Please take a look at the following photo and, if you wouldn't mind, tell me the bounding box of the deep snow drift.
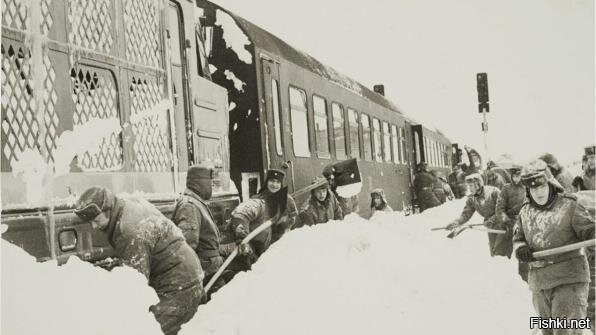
[181,200,537,335]
[2,200,554,335]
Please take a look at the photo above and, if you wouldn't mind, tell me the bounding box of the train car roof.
[207,1,450,138]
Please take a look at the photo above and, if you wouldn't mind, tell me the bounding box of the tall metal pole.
[476,73,490,164]
[482,109,489,161]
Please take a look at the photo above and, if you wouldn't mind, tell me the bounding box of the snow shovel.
[532,239,596,259]
[446,223,503,238]
[292,158,361,199]
[431,223,484,231]
[204,219,274,293]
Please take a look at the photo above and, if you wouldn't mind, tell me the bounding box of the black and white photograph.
[1,0,594,334]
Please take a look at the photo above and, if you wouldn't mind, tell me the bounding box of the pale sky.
[212,0,594,166]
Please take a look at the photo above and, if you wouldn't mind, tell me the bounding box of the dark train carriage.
[1,0,239,262]
[196,0,454,216]
[411,124,453,176]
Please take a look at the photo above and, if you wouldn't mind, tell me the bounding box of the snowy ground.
[2,200,545,335]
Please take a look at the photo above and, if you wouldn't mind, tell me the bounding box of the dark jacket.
[448,170,466,199]
[172,189,222,275]
[496,182,526,224]
[484,169,506,190]
[300,190,343,226]
[105,195,203,296]
[513,194,595,291]
[451,186,511,257]
[230,198,274,256]
[414,171,441,211]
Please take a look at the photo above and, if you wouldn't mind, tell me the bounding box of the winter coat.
[230,198,274,256]
[336,194,359,216]
[172,189,222,275]
[552,167,576,193]
[448,171,467,199]
[513,193,595,291]
[483,169,506,190]
[104,195,203,296]
[491,167,511,184]
[414,171,441,211]
[300,190,343,226]
[495,183,527,224]
[271,194,298,243]
[573,173,595,191]
[451,186,510,257]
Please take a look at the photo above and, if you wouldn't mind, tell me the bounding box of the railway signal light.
[476,73,489,103]
[478,102,489,114]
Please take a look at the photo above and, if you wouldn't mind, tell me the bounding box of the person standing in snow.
[255,169,298,244]
[228,172,293,271]
[495,165,527,266]
[448,164,466,199]
[431,170,454,203]
[171,165,226,296]
[446,173,509,257]
[539,153,575,193]
[484,161,508,190]
[573,146,595,192]
[413,162,441,212]
[298,177,344,226]
[75,186,203,335]
[322,164,359,215]
[513,159,595,335]
[370,188,393,215]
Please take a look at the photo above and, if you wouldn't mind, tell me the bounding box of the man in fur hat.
[75,186,203,335]
[299,177,344,226]
[539,153,575,193]
[513,159,595,335]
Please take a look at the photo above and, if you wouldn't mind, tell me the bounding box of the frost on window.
[272,79,283,156]
[391,125,399,164]
[372,118,382,162]
[361,114,372,161]
[382,121,391,162]
[289,87,310,157]
[313,95,329,158]
[332,103,346,160]
[347,108,359,159]
[123,0,161,68]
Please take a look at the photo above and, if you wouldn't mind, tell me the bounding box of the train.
[1,0,456,264]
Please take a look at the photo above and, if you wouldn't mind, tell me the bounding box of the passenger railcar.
[196,0,454,215]
[1,0,239,262]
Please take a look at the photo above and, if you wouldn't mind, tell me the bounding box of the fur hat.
[74,186,114,222]
[186,165,214,200]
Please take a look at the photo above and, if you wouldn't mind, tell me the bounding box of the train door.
[167,2,193,169]
[261,58,293,191]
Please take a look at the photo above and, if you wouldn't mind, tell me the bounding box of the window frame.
[347,107,360,159]
[382,121,391,162]
[331,102,347,160]
[272,79,283,156]
[372,117,382,162]
[288,85,311,158]
[312,94,330,159]
[361,113,373,161]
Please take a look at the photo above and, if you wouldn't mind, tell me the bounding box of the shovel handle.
[204,219,273,293]
[532,239,596,259]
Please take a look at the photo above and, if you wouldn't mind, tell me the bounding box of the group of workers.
[444,146,595,335]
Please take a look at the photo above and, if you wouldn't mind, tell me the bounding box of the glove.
[515,245,534,262]
[235,224,249,241]
[446,222,460,230]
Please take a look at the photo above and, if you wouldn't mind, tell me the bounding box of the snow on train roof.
[211,2,451,140]
[216,7,400,112]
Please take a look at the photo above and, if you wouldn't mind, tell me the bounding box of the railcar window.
[372,118,382,162]
[332,103,346,160]
[313,95,330,158]
[361,114,372,161]
[289,87,310,157]
[414,133,421,164]
[382,122,391,162]
[272,80,283,156]
[391,125,399,164]
[398,127,406,164]
[347,108,360,159]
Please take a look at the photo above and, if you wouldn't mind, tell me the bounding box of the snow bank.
[1,236,162,335]
[182,200,536,335]
[224,69,246,92]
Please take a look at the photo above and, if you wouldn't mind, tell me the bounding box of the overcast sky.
[211,0,594,166]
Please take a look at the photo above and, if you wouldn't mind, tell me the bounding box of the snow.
[4,200,581,335]
[215,9,253,65]
[228,101,237,111]
[1,232,162,335]
[224,69,246,92]
[209,64,218,74]
[336,181,362,198]
[180,200,539,335]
